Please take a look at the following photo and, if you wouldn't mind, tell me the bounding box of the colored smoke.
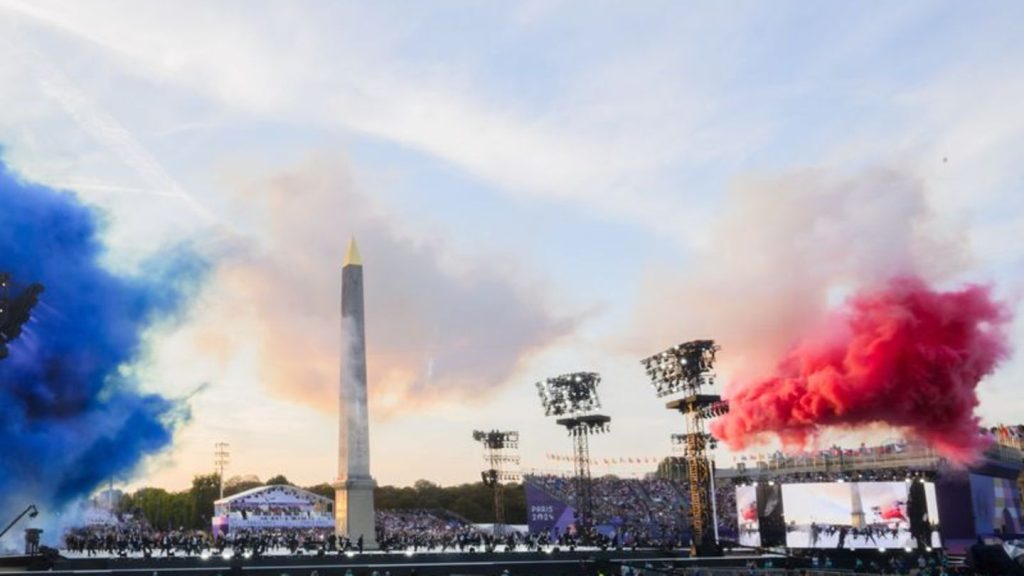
[0,159,206,516]
[711,276,1011,463]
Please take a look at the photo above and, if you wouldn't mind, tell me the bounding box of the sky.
[0,0,1022,492]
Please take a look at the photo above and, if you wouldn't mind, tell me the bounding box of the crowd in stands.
[731,467,932,486]
[376,510,480,551]
[991,424,1024,452]
[526,474,695,547]
[736,441,916,469]
[736,431,1024,472]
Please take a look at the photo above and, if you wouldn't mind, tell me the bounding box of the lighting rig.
[641,339,726,555]
[536,372,610,537]
[0,505,38,542]
[0,272,45,361]
[472,429,520,536]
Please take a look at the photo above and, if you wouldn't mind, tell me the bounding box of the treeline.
[117,475,526,531]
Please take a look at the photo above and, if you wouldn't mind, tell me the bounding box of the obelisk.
[334,237,377,548]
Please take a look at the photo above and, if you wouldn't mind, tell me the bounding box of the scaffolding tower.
[642,340,727,555]
[473,430,520,535]
[536,372,610,540]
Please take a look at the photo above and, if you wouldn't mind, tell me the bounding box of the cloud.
[626,167,969,381]
[183,154,579,417]
[0,1,750,243]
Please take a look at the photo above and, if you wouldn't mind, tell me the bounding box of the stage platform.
[1,549,792,576]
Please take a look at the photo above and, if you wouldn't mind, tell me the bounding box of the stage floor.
[3,549,791,576]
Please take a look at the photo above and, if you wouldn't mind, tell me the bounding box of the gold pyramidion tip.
[344,236,362,267]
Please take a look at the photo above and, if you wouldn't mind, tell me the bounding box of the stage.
[1,549,791,576]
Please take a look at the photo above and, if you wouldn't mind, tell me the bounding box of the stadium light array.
[472,428,521,534]
[640,339,719,398]
[472,429,519,450]
[536,372,602,416]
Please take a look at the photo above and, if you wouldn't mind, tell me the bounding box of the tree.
[373,480,526,523]
[125,477,529,529]
[225,475,264,497]
[304,483,335,500]
[266,474,292,486]
[128,487,193,530]
[189,473,221,530]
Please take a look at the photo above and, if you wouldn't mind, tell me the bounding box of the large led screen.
[782,481,936,549]
[735,485,760,547]
[970,473,1023,537]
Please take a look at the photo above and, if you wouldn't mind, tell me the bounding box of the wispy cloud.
[1,18,217,222]
[174,155,582,417]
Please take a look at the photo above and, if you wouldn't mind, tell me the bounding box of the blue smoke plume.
[0,159,207,516]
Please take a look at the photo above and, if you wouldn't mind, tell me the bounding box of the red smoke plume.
[711,277,1011,464]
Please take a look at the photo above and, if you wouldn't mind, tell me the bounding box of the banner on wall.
[525,482,576,535]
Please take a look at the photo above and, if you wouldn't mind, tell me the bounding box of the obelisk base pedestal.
[334,477,378,549]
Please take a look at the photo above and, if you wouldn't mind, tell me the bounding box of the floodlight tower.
[0,272,45,361]
[472,430,520,536]
[536,372,610,538]
[641,340,727,555]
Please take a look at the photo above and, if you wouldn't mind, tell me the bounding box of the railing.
[724,445,940,475]
[722,442,1023,479]
[988,442,1024,463]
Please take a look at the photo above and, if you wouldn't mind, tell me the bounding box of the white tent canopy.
[212,485,334,535]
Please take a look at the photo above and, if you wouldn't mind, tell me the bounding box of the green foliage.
[265,474,292,486]
[122,487,194,530]
[375,480,526,524]
[224,478,264,497]
[190,473,221,528]
[303,483,335,500]
[125,476,526,530]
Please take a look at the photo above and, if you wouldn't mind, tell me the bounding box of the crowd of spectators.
[736,442,915,469]
[731,467,931,486]
[734,433,1024,472]
[525,474,696,547]
[376,509,480,551]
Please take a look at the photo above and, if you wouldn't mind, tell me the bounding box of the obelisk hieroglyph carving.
[334,237,377,548]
